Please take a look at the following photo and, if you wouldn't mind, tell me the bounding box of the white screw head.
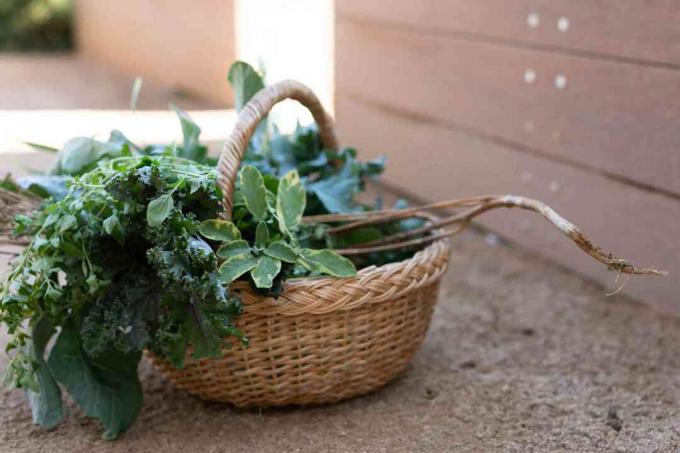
[555,74,567,89]
[524,69,537,84]
[521,171,533,183]
[557,17,570,32]
[527,12,540,28]
[549,181,561,193]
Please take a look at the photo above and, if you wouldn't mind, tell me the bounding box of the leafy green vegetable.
[255,221,269,247]
[1,155,246,438]
[56,136,128,176]
[240,165,268,221]
[48,322,142,440]
[218,254,259,284]
[199,220,241,242]
[27,318,63,429]
[228,61,269,151]
[276,170,306,233]
[299,249,356,278]
[264,241,298,263]
[251,256,281,288]
[0,61,430,441]
[146,193,174,227]
[228,61,266,112]
[216,240,251,260]
[172,105,207,163]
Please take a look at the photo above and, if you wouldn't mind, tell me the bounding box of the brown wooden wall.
[334,1,680,311]
[76,0,235,106]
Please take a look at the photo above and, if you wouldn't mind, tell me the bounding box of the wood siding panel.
[337,0,680,66]
[336,21,680,197]
[335,97,680,311]
[76,0,235,106]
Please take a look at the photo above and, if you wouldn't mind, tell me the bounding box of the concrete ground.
[1,229,679,453]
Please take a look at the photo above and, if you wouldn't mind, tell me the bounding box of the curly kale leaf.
[80,269,161,359]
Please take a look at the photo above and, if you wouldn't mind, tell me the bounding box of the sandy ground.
[1,229,678,452]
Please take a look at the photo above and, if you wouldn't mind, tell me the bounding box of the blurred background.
[1,0,678,311]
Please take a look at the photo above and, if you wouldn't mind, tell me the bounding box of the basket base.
[147,282,441,407]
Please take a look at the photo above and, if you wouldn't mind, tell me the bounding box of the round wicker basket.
[148,80,451,407]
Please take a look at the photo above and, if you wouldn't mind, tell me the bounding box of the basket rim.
[230,237,451,316]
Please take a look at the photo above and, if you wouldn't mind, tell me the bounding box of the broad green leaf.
[227,61,268,150]
[48,323,142,440]
[216,240,251,260]
[107,130,140,154]
[146,193,174,227]
[198,219,241,242]
[56,137,123,176]
[276,170,306,233]
[300,249,357,278]
[171,105,206,162]
[255,221,269,247]
[227,61,265,111]
[306,159,361,214]
[27,318,63,429]
[250,255,281,288]
[103,214,124,244]
[240,166,267,221]
[218,254,259,284]
[264,241,298,263]
[16,175,68,200]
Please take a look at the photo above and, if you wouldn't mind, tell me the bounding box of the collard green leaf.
[146,193,174,227]
[264,241,298,263]
[276,170,305,233]
[306,159,360,214]
[228,61,265,112]
[240,166,267,221]
[17,175,68,200]
[250,255,281,289]
[47,323,142,440]
[56,137,123,176]
[227,61,268,150]
[171,105,206,162]
[27,317,63,429]
[218,254,258,284]
[198,219,241,242]
[255,221,269,247]
[299,249,357,278]
[216,240,251,260]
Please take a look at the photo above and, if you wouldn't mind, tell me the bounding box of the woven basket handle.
[216,80,339,219]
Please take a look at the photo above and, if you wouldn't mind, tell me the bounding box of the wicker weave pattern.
[149,80,451,406]
[148,240,450,406]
